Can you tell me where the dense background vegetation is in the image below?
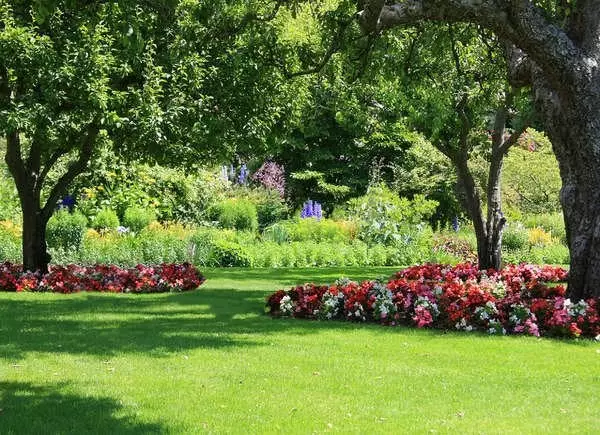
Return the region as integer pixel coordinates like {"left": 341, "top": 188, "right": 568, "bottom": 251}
{"left": 0, "top": 1, "right": 566, "bottom": 270}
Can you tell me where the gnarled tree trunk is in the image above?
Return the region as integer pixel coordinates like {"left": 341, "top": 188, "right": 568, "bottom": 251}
{"left": 535, "top": 78, "right": 600, "bottom": 300}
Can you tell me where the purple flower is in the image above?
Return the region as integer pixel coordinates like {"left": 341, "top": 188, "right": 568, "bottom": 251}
{"left": 251, "top": 161, "right": 285, "bottom": 196}
{"left": 452, "top": 216, "right": 460, "bottom": 232}
{"left": 238, "top": 164, "right": 248, "bottom": 185}
{"left": 301, "top": 200, "right": 323, "bottom": 220}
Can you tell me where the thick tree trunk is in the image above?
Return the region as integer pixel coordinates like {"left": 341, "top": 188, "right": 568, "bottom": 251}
{"left": 21, "top": 199, "right": 51, "bottom": 273}
{"left": 5, "top": 131, "right": 51, "bottom": 272}
{"left": 535, "top": 78, "right": 600, "bottom": 300}
{"left": 357, "top": 0, "right": 600, "bottom": 300}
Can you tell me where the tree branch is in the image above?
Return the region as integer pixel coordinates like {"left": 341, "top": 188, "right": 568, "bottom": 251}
{"left": 503, "top": 42, "right": 532, "bottom": 88}
{"left": 358, "top": 0, "right": 385, "bottom": 34}
{"left": 35, "top": 148, "right": 69, "bottom": 197}
{"left": 42, "top": 124, "right": 99, "bottom": 221}
{"left": 282, "top": 17, "right": 353, "bottom": 78}
{"left": 358, "top": 0, "right": 585, "bottom": 89}
{"left": 448, "top": 24, "right": 463, "bottom": 77}
{"left": 5, "top": 131, "right": 28, "bottom": 196}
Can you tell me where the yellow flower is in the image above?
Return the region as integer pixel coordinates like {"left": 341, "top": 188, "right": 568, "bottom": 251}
{"left": 528, "top": 227, "right": 553, "bottom": 247}
{"left": 85, "top": 228, "right": 101, "bottom": 239}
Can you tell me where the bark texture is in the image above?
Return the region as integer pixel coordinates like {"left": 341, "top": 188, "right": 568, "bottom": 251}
{"left": 357, "top": 0, "right": 600, "bottom": 300}
{"left": 444, "top": 91, "right": 522, "bottom": 271}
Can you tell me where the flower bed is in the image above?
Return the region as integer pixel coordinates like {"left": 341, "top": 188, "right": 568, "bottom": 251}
{"left": 266, "top": 263, "right": 600, "bottom": 339}
{"left": 0, "top": 262, "right": 205, "bottom": 293}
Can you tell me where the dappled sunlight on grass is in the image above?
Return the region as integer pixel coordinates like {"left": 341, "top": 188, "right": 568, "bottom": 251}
{"left": 0, "top": 267, "right": 598, "bottom": 433}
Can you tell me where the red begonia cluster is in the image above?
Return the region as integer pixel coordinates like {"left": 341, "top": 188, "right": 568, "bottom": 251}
{"left": 266, "top": 263, "right": 599, "bottom": 339}
{"left": 0, "top": 262, "right": 205, "bottom": 293}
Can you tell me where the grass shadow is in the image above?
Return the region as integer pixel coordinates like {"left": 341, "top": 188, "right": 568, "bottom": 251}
{"left": 0, "top": 287, "right": 367, "bottom": 361}
{"left": 0, "top": 381, "right": 164, "bottom": 434}
{"left": 0, "top": 267, "right": 403, "bottom": 361}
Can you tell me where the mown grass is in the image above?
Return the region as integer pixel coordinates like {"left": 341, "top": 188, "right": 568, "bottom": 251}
{"left": 0, "top": 267, "right": 599, "bottom": 434}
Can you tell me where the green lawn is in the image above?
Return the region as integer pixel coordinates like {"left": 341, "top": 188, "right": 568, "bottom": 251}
{"left": 1, "top": 267, "right": 599, "bottom": 434}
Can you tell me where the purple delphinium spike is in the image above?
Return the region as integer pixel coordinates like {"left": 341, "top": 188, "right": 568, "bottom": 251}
{"left": 452, "top": 216, "right": 460, "bottom": 232}
{"left": 238, "top": 164, "right": 248, "bottom": 185}
{"left": 314, "top": 202, "right": 322, "bottom": 220}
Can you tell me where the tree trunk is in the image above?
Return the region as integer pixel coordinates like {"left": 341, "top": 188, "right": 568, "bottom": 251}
{"left": 482, "top": 149, "right": 506, "bottom": 271}
{"left": 454, "top": 159, "right": 503, "bottom": 270}
{"left": 21, "top": 199, "right": 51, "bottom": 273}
{"left": 4, "top": 126, "right": 98, "bottom": 273}
{"left": 451, "top": 91, "right": 521, "bottom": 271}
{"left": 535, "top": 78, "right": 600, "bottom": 300}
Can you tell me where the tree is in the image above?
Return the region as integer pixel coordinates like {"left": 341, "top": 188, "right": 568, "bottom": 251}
{"left": 355, "top": 23, "right": 529, "bottom": 269}
{"left": 357, "top": 0, "right": 600, "bottom": 300}
{"left": 0, "top": 0, "right": 294, "bottom": 272}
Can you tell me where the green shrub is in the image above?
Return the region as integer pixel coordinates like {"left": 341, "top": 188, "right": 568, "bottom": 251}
{"left": 92, "top": 208, "right": 120, "bottom": 231}
{"left": 123, "top": 207, "right": 156, "bottom": 233}
{"left": 266, "top": 218, "right": 355, "bottom": 244}
{"left": 216, "top": 199, "right": 258, "bottom": 232}
{"left": 502, "top": 223, "right": 529, "bottom": 251}
{"left": 47, "top": 210, "right": 88, "bottom": 250}
{"left": 208, "top": 239, "right": 252, "bottom": 267}
{"left": 0, "top": 221, "right": 21, "bottom": 262}
{"left": 530, "top": 244, "right": 570, "bottom": 265}
{"left": 75, "top": 145, "right": 229, "bottom": 224}
{"left": 78, "top": 234, "right": 142, "bottom": 266}
{"left": 188, "top": 229, "right": 217, "bottom": 266}
{"left": 502, "top": 129, "right": 562, "bottom": 214}
{"left": 346, "top": 184, "right": 438, "bottom": 246}
{"left": 233, "top": 187, "right": 289, "bottom": 230}
{"left": 262, "top": 223, "right": 291, "bottom": 244}
{"left": 503, "top": 244, "right": 569, "bottom": 266}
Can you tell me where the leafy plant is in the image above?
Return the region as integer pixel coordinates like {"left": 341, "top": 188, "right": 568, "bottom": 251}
{"left": 528, "top": 227, "right": 553, "bottom": 248}
{"left": 123, "top": 207, "right": 156, "bottom": 233}
{"left": 91, "top": 209, "right": 120, "bottom": 232}
{"left": 524, "top": 213, "right": 566, "bottom": 243}
{"left": 216, "top": 199, "right": 258, "bottom": 233}
{"left": 231, "top": 187, "right": 289, "bottom": 230}
{"left": 502, "top": 223, "right": 529, "bottom": 251}
{"left": 47, "top": 210, "right": 88, "bottom": 251}
{"left": 208, "top": 239, "right": 252, "bottom": 267}
{"left": 346, "top": 184, "right": 437, "bottom": 246}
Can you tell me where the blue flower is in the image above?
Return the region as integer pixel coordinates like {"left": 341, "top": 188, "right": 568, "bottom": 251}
{"left": 301, "top": 200, "right": 323, "bottom": 220}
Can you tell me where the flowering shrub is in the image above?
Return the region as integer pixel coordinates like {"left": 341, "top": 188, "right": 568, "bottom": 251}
{"left": 0, "top": 262, "right": 205, "bottom": 294}
{"left": 266, "top": 263, "right": 600, "bottom": 339}
{"left": 251, "top": 161, "right": 285, "bottom": 197}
